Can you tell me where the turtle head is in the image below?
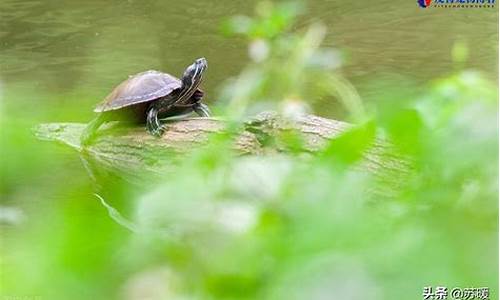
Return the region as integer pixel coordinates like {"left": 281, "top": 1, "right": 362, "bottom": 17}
{"left": 180, "top": 57, "right": 207, "bottom": 92}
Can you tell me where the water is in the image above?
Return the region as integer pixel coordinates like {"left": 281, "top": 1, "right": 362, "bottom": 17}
{"left": 0, "top": 1, "right": 497, "bottom": 201}
{"left": 0, "top": 0, "right": 497, "bottom": 121}
{"left": 1, "top": 0, "right": 497, "bottom": 206}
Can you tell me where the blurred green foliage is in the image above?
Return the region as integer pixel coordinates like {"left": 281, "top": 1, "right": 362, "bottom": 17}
{"left": 221, "top": 1, "right": 364, "bottom": 122}
{"left": 1, "top": 2, "right": 498, "bottom": 300}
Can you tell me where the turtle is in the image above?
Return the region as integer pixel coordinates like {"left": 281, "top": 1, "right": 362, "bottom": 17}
{"left": 80, "top": 57, "right": 210, "bottom": 144}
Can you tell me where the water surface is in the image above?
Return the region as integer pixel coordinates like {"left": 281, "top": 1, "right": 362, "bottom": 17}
{"left": 0, "top": 0, "right": 497, "bottom": 121}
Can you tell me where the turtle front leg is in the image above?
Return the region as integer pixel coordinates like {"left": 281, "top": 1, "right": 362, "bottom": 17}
{"left": 146, "top": 105, "right": 166, "bottom": 137}
{"left": 193, "top": 103, "right": 211, "bottom": 117}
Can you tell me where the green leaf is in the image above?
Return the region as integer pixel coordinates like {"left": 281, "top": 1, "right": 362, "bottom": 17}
{"left": 321, "top": 121, "right": 376, "bottom": 167}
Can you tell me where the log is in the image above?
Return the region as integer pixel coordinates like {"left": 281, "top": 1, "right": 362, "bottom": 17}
{"left": 34, "top": 112, "right": 353, "bottom": 152}
{"left": 34, "top": 112, "right": 412, "bottom": 192}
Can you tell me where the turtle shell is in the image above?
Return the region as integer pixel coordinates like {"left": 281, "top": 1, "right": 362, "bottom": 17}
{"left": 94, "top": 70, "right": 199, "bottom": 113}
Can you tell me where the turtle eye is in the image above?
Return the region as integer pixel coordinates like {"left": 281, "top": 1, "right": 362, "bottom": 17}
{"left": 196, "top": 58, "right": 207, "bottom": 70}
{"left": 195, "top": 58, "right": 205, "bottom": 64}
